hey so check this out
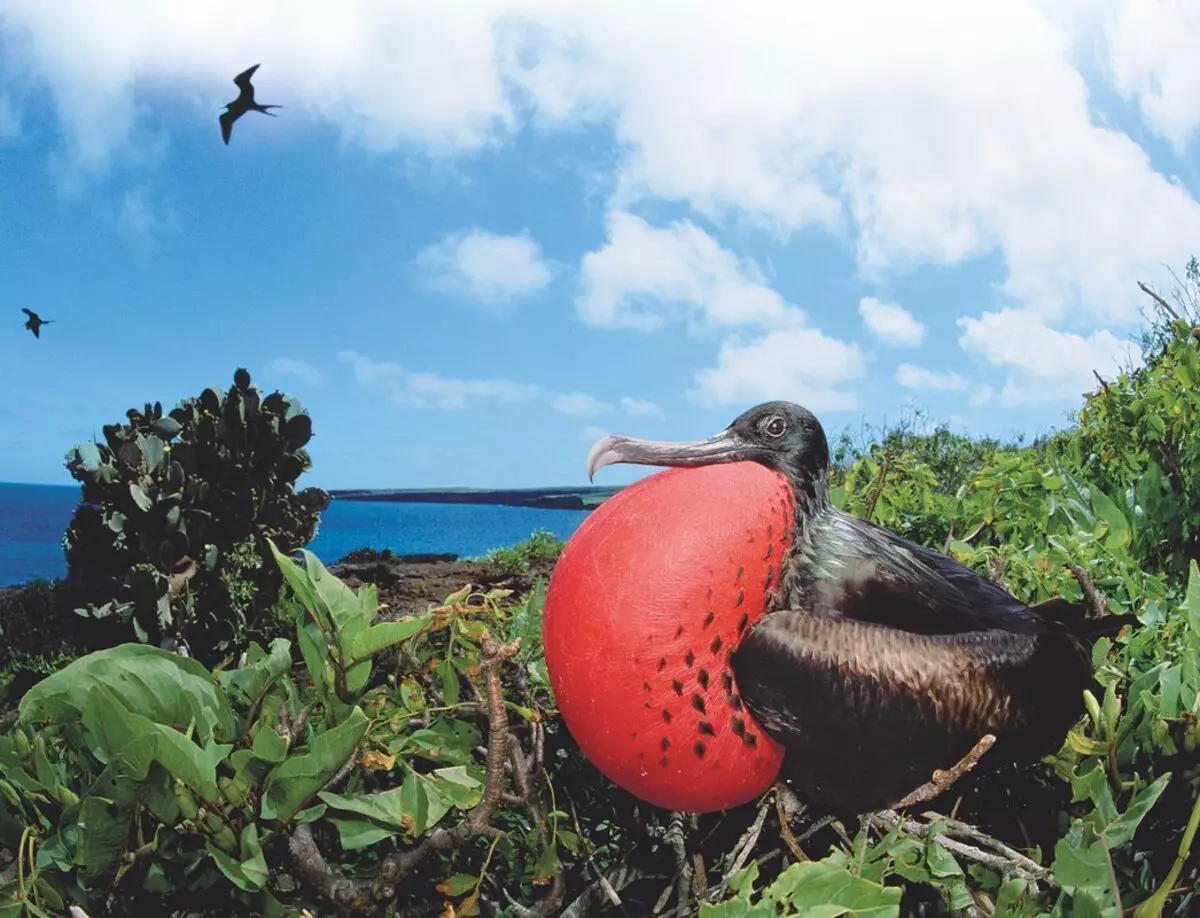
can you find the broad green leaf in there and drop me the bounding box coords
[758,860,902,917]
[218,638,293,711]
[260,706,369,823]
[320,770,453,837]
[437,873,478,897]
[1101,773,1171,849]
[208,823,270,893]
[19,644,236,745]
[329,816,396,850]
[81,684,231,803]
[348,618,427,665]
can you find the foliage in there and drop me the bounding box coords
[479,529,565,577]
[61,368,331,664]
[4,281,1200,916]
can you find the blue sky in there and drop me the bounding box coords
[2,2,1199,490]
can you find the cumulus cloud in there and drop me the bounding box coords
[895,364,969,391]
[338,350,614,414]
[580,423,608,443]
[619,395,659,415]
[266,357,324,386]
[552,392,611,415]
[415,227,552,306]
[690,324,866,411]
[1102,0,1200,152]
[859,297,925,347]
[576,210,790,331]
[957,309,1140,405]
[8,1,1200,407]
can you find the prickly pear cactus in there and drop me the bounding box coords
[62,368,330,662]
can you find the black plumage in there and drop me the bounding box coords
[587,400,1137,815]
[219,64,281,145]
[21,308,52,338]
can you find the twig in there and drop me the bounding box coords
[725,790,774,882]
[289,634,521,909]
[1068,564,1109,618]
[1092,369,1110,395]
[378,634,520,884]
[871,810,1051,885]
[1139,281,1181,321]
[892,735,996,810]
[664,811,692,915]
[774,783,809,862]
[503,870,567,917]
[559,866,661,918]
[987,556,1008,590]
[657,849,783,918]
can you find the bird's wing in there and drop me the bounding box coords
[233,64,260,92]
[219,109,236,144]
[801,509,1053,636]
[730,608,1090,813]
[30,325,40,338]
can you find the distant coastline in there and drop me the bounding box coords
[327,486,624,511]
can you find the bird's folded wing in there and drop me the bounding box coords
[730,610,1089,811]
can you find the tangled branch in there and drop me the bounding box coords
[289,633,522,912]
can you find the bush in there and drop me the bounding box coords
[61,368,330,664]
[480,529,564,577]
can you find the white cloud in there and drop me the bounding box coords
[338,349,614,414]
[415,227,552,306]
[7,1,1200,352]
[619,395,659,415]
[690,323,866,411]
[401,372,543,410]
[957,309,1140,405]
[580,424,607,443]
[266,357,324,386]
[552,392,611,415]
[1102,0,1200,152]
[895,363,969,391]
[576,210,790,331]
[859,297,924,347]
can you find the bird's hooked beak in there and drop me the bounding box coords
[587,428,756,481]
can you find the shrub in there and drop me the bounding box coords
[61,368,330,664]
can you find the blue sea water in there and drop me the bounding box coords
[0,482,592,588]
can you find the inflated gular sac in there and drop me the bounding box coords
[543,462,794,812]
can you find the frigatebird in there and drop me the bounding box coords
[219,64,280,145]
[21,308,52,339]
[576,400,1136,815]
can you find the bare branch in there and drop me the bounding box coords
[865,454,891,523]
[893,734,996,810]
[1139,281,1181,321]
[1068,564,1109,618]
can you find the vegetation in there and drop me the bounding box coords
[478,530,565,578]
[1,272,1200,916]
[60,368,330,664]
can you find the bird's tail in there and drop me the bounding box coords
[1031,597,1140,640]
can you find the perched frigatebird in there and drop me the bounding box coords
[219,64,281,145]
[543,401,1136,815]
[21,308,52,338]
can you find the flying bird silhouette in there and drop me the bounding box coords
[21,308,52,339]
[219,64,281,145]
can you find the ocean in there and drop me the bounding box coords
[0,482,592,589]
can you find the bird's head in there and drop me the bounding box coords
[587,401,831,492]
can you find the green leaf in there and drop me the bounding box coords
[261,706,369,823]
[329,816,396,850]
[1101,773,1171,849]
[18,644,236,746]
[347,618,427,665]
[437,873,479,897]
[218,638,293,711]
[208,823,269,893]
[320,770,453,837]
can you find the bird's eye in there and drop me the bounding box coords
[763,416,786,438]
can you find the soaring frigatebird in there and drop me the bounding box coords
[576,400,1136,815]
[219,64,281,145]
[21,308,52,338]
